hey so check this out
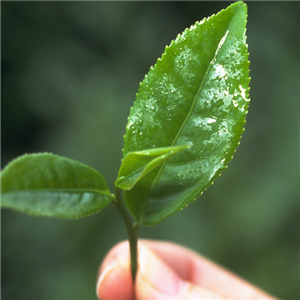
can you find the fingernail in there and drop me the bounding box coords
[96,259,117,296]
[139,244,180,295]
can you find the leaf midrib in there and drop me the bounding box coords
[2,188,112,197]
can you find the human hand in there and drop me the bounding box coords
[96,240,277,300]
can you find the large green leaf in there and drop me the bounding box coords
[123,1,250,225]
[1,153,113,219]
[116,145,189,190]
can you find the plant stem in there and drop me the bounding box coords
[114,187,140,282]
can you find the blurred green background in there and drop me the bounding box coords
[1,1,299,299]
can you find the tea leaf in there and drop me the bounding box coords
[116,145,189,190]
[123,1,250,225]
[1,153,113,219]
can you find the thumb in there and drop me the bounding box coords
[135,244,223,300]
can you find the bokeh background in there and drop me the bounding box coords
[1,1,299,299]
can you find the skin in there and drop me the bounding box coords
[96,240,277,300]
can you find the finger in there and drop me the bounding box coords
[140,240,276,299]
[136,243,223,299]
[96,241,134,300]
[96,240,277,300]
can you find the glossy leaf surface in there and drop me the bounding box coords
[116,145,189,190]
[123,1,250,225]
[1,153,113,219]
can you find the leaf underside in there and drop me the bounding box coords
[123,1,250,225]
[1,153,113,219]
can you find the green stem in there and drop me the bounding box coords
[113,187,140,282]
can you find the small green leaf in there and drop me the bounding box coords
[116,145,190,190]
[1,153,113,219]
[123,1,250,225]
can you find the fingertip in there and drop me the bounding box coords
[136,244,182,299]
[135,243,223,300]
[96,242,134,300]
[96,259,117,299]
